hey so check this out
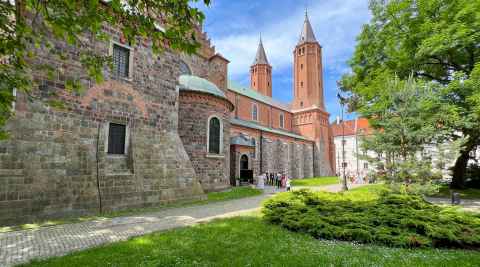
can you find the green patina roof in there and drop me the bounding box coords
[228,80,291,112]
[179,75,227,99]
[230,118,312,141]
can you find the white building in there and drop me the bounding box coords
[331,118,375,181]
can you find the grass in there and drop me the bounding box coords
[0,187,262,233]
[290,176,339,186]
[21,216,480,267]
[263,186,480,249]
[430,185,480,199]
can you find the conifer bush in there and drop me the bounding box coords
[262,189,480,249]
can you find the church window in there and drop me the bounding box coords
[279,113,284,128]
[300,101,303,107]
[179,60,191,75]
[108,123,127,154]
[252,103,258,121]
[301,64,303,69]
[300,81,303,87]
[267,82,270,86]
[252,138,256,159]
[112,44,131,79]
[207,116,222,154]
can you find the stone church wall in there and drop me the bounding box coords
[0,24,207,225]
[178,92,231,192]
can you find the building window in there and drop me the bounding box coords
[252,138,256,159]
[252,103,258,121]
[112,44,130,78]
[342,162,347,168]
[364,162,369,169]
[342,140,347,145]
[300,64,303,69]
[208,116,222,154]
[279,113,284,128]
[300,101,303,107]
[108,123,126,154]
[300,81,303,87]
[179,60,191,75]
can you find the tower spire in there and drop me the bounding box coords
[253,36,269,65]
[298,10,317,44]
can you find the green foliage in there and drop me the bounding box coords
[263,188,480,249]
[290,176,339,186]
[341,0,480,187]
[20,216,480,267]
[0,0,210,138]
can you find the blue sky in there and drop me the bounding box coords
[197,0,371,121]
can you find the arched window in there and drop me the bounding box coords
[208,116,222,154]
[252,103,258,121]
[179,60,191,75]
[279,113,284,128]
[240,154,249,170]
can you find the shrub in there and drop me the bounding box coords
[262,189,480,249]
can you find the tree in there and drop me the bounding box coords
[0,0,210,138]
[340,0,480,188]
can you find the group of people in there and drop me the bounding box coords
[263,172,291,191]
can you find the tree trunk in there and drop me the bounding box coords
[451,135,479,189]
[451,150,469,189]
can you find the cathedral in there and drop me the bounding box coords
[0,12,335,225]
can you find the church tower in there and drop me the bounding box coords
[250,37,272,97]
[292,12,324,110]
[292,12,335,176]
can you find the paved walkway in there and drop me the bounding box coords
[0,184,357,267]
[425,197,480,213]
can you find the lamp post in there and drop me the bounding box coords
[337,93,348,191]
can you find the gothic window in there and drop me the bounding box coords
[252,103,258,121]
[179,60,191,75]
[112,44,130,78]
[108,123,126,154]
[300,81,303,87]
[279,113,284,128]
[208,117,222,154]
[301,64,303,69]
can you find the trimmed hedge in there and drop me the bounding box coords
[262,189,480,249]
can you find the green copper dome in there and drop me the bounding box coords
[179,75,227,99]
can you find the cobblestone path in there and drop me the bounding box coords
[0,184,360,266]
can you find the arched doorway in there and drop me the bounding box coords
[239,154,253,184]
[240,154,249,170]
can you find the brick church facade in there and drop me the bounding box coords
[0,13,335,225]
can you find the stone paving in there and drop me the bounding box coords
[0,184,357,267]
[425,197,480,213]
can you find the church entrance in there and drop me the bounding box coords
[239,154,253,184]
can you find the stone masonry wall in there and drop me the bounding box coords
[178,92,231,192]
[0,23,207,225]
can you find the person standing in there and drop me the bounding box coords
[286,177,291,191]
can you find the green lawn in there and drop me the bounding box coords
[431,185,480,199]
[21,216,480,267]
[0,187,262,233]
[290,176,339,186]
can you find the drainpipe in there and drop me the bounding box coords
[260,130,263,173]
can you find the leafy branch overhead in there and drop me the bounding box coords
[0,0,210,137]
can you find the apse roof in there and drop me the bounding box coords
[179,75,227,99]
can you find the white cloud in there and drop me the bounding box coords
[209,0,370,81]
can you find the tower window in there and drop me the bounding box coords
[267,82,270,86]
[300,81,303,87]
[300,101,303,107]
[279,113,284,128]
[300,64,303,69]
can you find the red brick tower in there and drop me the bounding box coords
[250,37,272,97]
[292,12,335,175]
